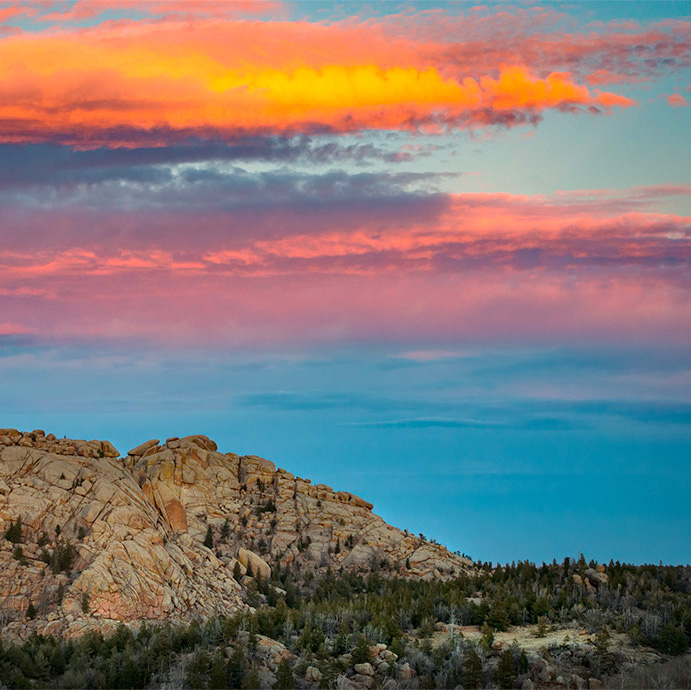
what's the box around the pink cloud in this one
[0,321,35,335]
[0,186,688,348]
[667,93,688,107]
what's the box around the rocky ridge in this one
[0,428,472,639]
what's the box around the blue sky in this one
[0,0,689,565]
[3,341,689,564]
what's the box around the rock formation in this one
[0,428,472,639]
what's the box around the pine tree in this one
[204,526,214,549]
[487,598,511,631]
[273,658,295,689]
[352,634,371,664]
[209,653,229,689]
[480,622,494,651]
[497,650,517,689]
[242,667,261,690]
[463,649,482,689]
[227,645,247,689]
[186,650,211,689]
[298,619,313,651]
[26,602,36,619]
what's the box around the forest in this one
[1,558,689,689]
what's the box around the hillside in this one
[0,428,472,639]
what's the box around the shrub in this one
[5,517,22,544]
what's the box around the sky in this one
[0,0,689,566]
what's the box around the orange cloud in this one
[0,20,633,146]
[667,93,688,107]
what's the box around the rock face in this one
[0,428,473,639]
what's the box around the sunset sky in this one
[1,0,689,564]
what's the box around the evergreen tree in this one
[120,649,145,689]
[242,667,261,689]
[352,634,371,664]
[186,650,211,689]
[594,625,614,675]
[656,623,689,655]
[497,649,517,689]
[487,599,511,631]
[298,619,313,651]
[534,616,548,638]
[227,645,247,689]
[480,622,495,651]
[463,649,482,689]
[5,517,22,544]
[204,526,214,550]
[209,652,229,689]
[273,658,295,689]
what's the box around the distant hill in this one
[0,428,472,639]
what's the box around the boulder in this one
[165,498,188,533]
[354,663,374,676]
[584,568,608,586]
[238,547,271,581]
[127,439,159,457]
[305,666,322,683]
[353,674,374,688]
